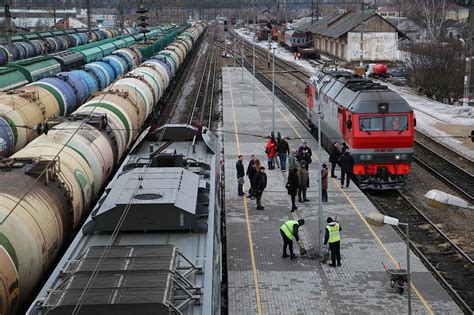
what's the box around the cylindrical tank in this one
[0,171,71,307]
[30,40,45,56]
[70,70,99,96]
[12,43,26,60]
[85,61,117,88]
[103,55,127,77]
[29,77,77,115]
[56,71,90,106]
[130,67,162,104]
[0,88,59,155]
[113,76,154,118]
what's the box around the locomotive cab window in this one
[385,115,408,131]
[359,116,383,131]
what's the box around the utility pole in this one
[4,0,13,48]
[466,4,474,107]
[119,7,124,34]
[86,0,92,34]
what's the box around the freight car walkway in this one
[222,67,462,314]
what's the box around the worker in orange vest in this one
[297,52,301,60]
[293,51,297,60]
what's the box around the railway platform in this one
[222,66,462,314]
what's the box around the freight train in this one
[26,124,222,315]
[0,21,206,315]
[306,69,415,189]
[0,27,138,66]
[0,25,178,92]
[0,25,181,158]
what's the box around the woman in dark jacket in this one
[286,168,299,212]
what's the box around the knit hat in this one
[298,219,305,226]
[327,217,333,223]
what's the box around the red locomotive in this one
[306,69,415,189]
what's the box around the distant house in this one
[377,3,469,21]
[445,3,469,21]
[54,17,87,29]
[376,5,402,18]
[298,11,405,62]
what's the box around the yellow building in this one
[445,3,469,21]
[377,3,469,21]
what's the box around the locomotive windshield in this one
[360,115,408,132]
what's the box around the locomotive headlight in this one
[360,155,366,161]
[366,154,373,161]
[395,154,401,160]
[401,154,408,160]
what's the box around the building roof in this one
[305,12,388,39]
[446,3,469,11]
[377,5,397,13]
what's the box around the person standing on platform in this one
[297,142,312,171]
[321,163,329,202]
[265,137,276,170]
[341,142,348,154]
[280,219,305,259]
[236,155,245,196]
[297,51,301,60]
[246,155,257,199]
[329,142,341,178]
[277,134,290,172]
[339,151,354,188]
[288,149,297,171]
[297,160,309,203]
[324,217,342,267]
[253,166,267,210]
[274,133,281,170]
[286,168,299,212]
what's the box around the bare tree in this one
[409,0,446,41]
[402,41,464,104]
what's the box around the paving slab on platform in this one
[222,67,462,315]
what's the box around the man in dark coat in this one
[253,167,267,210]
[236,155,245,196]
[321,163,329,202]
[341,142,348,154]
[329,142,341,178]
[339,151,354,188]
[246,155,257,199]
[277,136,290,172]
[297,142,312,170]
[286,168,299,211]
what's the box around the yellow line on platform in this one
[227,67,263,315]
[244,67,434,314]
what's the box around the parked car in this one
[387,67,409,86]
[388,67,408,78]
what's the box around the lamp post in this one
[252,28,256,106]
[271,43,277,134]
[317,79,330,256]
[459,37,471,107]
[366,212,411,315]
[424,189,474,210]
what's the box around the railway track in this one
[366,190,474,314]
[413,141,474,202]
[220,39,474,313]
[188,29,218,127]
